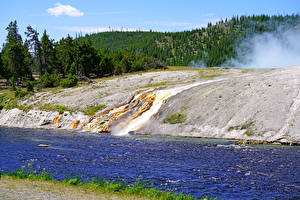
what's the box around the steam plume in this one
[230,28,300,68]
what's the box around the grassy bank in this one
[0,165,216,200]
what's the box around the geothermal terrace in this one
[0,66,299,144]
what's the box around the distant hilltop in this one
[78,14,300,67]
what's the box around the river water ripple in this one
[0,127,299,200]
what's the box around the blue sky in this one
[0,0,299,44]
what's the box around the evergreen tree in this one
[25,25,43,75]
[41,30,57,74]
[73,40,100,77]
[99,54,114,76]
[0,52,3,78]
[56,35,76,76]
[2,21,31,81]
[22,41,33,80]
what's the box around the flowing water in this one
[83,79,225,135]
[0,127,299,200]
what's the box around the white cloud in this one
[47,3,84,17]
[57,26,145,33]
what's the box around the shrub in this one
[14,88,28,98]
[84,104,106,116]
[91,177,106,187]
[39,103,55,111]
[18,105,33,112]
[62,175,83,185]
[9,76,16,91]
[38,170,52,181]
[39,72,61,88]
[241,121,254,130]
[56,105,68,114]
[0,94,6,110]
[25,81,34,92]
[131,59,147,72]
[39,104,71,114]
[163,113,187,124]
[68,178,82,185]
[107,181,125,192]
[60,74,78,88]
[0,94,19,110]
[245,130,254,136]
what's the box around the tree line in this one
[0,21,166,88]
[80,14,300,67]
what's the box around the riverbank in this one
[0,66,299,145]
[0,176,137,200]
[1,176,196,200]
[0,169,204,200]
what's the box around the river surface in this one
[0,127,299,200]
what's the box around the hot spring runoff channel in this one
[0,127,299,200]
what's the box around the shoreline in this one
[1,66,300,145]
[0,124,298,146]
[0,168,205,200]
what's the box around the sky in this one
[0,0,299,45]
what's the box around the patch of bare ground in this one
[0,176,148,200]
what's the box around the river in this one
[0,127,299,200]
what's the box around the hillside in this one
[79,14,300,67]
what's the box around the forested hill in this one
[79,14,300,67]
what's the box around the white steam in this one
[231,29,300,68]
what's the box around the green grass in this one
[227,125,239,132]
[0,92,76,114]
[180,106,189,112]
[1,162,217,200]
[140,82,173,89]
[241,69,255,73]
[92,66,200,83]
[163,113,187,124]
[166,66,201,71]
[17,104,33,112]
[0,92,105,116]
[39,103,74,114]
[198,68,225,79]
[228,121,255,135]
[241,121,254,130]
[84,104,107,116]
[201,74,223,79]
[0,93,33,112]
[245,130,254,136]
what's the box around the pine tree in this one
[2,21,31,81]
[25,25,43,75]
[56,35,76,77]
[73,40,100,77]
[41,30,57,74]
[99,54,114,76]
[0,52,3,78]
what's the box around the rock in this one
[40,119,52,126]
[78,75,93,83]
[37,144,49,147]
